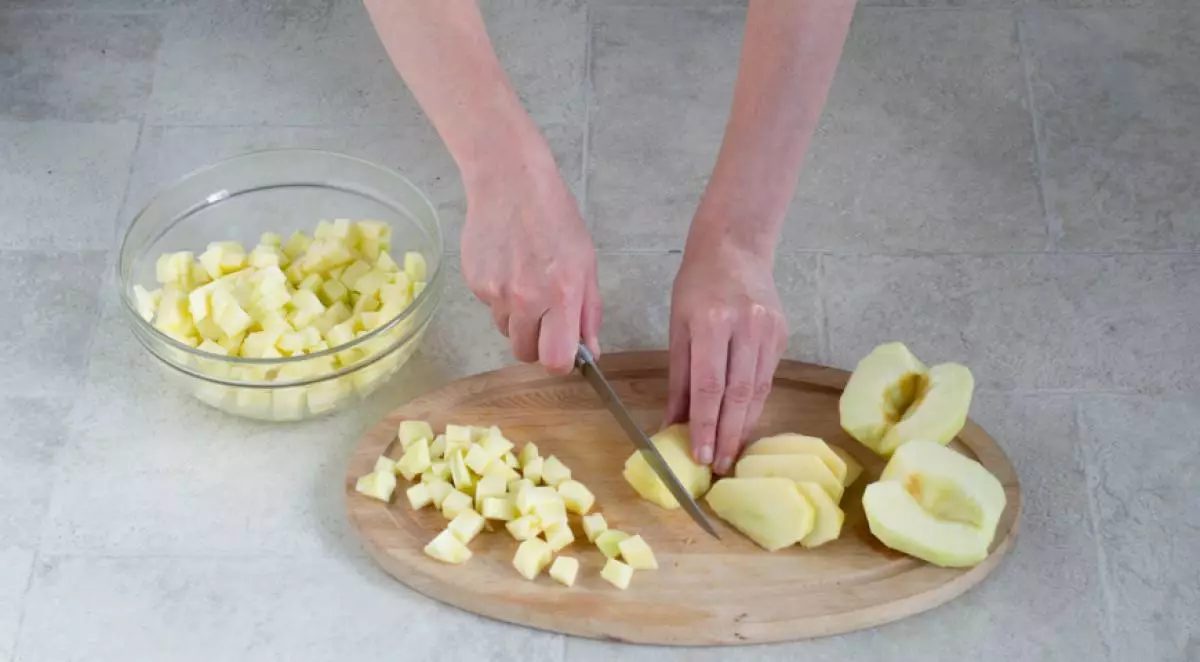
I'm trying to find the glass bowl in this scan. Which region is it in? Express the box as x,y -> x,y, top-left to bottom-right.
117,149 -> 444,421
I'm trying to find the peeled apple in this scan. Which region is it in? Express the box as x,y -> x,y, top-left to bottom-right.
623,424 -> 712,509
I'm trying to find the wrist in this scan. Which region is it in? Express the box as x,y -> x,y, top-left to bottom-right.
685,199 -> 782,264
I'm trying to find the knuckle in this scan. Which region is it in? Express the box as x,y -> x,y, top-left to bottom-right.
724,381 -> 754,405
753,379 -> 773,400
695,376 -> 725,398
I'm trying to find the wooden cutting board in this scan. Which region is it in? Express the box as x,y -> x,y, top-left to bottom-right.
345,352 -> 1021,645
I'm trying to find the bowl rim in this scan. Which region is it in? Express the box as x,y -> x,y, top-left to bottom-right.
117,147 -> 445,368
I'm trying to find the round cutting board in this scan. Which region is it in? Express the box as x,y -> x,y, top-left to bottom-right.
345,352 -> 1021,645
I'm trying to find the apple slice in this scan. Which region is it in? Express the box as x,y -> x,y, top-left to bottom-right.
795,482 -> 845,548
862,481 -> 991,568
734,454 -> 845,503
704,477 -> 814,552
839,342 -> 928,453
830,445 -> 864,487
741,433 -> 848,484
622,424 -> 712,509
880,439 -> 1006,535
877,363 -> 974,456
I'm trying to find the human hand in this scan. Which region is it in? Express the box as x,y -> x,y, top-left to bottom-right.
460,141 -> 602,375
665,236 -> 788,475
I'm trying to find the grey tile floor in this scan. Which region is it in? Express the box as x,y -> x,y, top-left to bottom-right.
1,1 -> 1197,660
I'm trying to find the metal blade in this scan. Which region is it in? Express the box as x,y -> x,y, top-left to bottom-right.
575,344 -> 720,539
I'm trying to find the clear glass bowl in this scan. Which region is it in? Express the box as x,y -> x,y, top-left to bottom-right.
117,149 -> 444,422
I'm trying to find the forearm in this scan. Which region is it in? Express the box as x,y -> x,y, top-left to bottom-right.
363,0 -> 546,185
689,0 -> 857,258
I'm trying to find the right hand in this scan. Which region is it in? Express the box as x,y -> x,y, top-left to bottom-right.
460,140 -> 602,375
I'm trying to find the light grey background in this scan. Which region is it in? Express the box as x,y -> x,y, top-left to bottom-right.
1,0 -> 1197,660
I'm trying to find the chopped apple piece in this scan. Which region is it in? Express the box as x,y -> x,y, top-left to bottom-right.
373,456 -> 396,475
616,535 -> 657,570
429,434 -> 447,459
395,438 -> 431,481
878,363 -> 975,456
513,538 -> 553,580
601,558 -> 634,590
705,477 -> 814,552
481,497 -> 518,521
582,513 -> 608,542
503,452 -> 519,469
734,454 -> 845,503
531,499 -> 568,529
448,509 -> 486,544
406,483 -> 432,510
355,470 -> 396,503
623,424 -> 712,509
398,420 -> 434,449
522,456 -> 544,484
540,456 -> 572,487
543,522 -> 575,552
556,480 -> 595,515
796,482 -> 845,548
830,446 -> 864,487
742,433 -> 848,484
440,489 -> 474,520
473,473 -> 507,508
448,450 -> 474,491
518,442 -> 539,468
426,478 -> 453,508
424,529 -> 471,564
506,515 -> 542,541
480,427 -> 514,456
549,556 -> 579,587
422,461 -> 450,483
508,478 -> 534,498
839,342 -> 928,452
444,424 -> 473,454
404,251 -> 427,282
863,481 -> 991,568
595,530 -> 630,559
516,486 -> 559,515
481,461 -> 520,484
464,443 -> 495,475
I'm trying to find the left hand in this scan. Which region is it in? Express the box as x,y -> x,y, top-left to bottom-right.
665,235 -> 789,475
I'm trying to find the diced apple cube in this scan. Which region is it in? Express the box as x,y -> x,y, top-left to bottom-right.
543,522 -> 574,552
474,473 -> 507,508
441,489 -> 474,520
503,452 -> 520,469
480,427 -> 514,457
556,480 -> 595,515
601,558 -> 634,590
595,530 -> 630,559
506,515 -> 541,541
373,456 -> 397,474
445,424 -> 473,452
518,442 -> 539,468
429,434 -> 447,459
512,538 -> 553,580
541,456 -> 571,487
481,497 -> 518,521
424,529 -> 471,565
241,329 -> 282,358
318,278 -> 349,307
340,260 -> 372,289
532,499 -> 568,529
396,438 -> 431,481
215,300 -> 253,338
282,231 -> 312,259
132,285 -> 161,322
155,251 -> 195,285
422,461 -> 450,482
248,244 -> 281,269
549,556 -> 579,587
448,509 -> 486,544
523,456 -> 544,484
277,331 -> 306,354
404,251 -> 427,281
482,461 -> 520,484
516,486 -> 559,515
616,535 -> 657,570
355,470 -> 397,503
508,478 -> 534,499
376,250 -> 400,273
464,443 -> 495,475
582,513 -> 608,542
448,450 -> 474,491
413,281 -> 427,299
406,483 -> 432,510
426,478 -> 453,508
398,420 -> 434,449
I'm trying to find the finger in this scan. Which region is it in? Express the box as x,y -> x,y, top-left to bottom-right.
581,269 -> 603,358
743,331 -> 786,442
664,319 -> 690,428
538,300 -> 582,376
713,335 -> 758,475
507,312 -> 542,364
491,306 -> 511,338
688,322 -> 731,467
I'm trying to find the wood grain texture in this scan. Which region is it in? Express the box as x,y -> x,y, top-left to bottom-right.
345,352 -> 1022,645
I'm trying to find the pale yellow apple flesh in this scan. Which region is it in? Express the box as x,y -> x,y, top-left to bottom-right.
878,363 -> 975,456
829,445 -> 864,487
741,433 -> 848,484
704,477 -> 815,552
734,454 -> 845,503
863,481 -> 991,568
839,342 -> 928,452
622,424 -> 712,509
880,439 -> 1006,535
796,481 -> 845,549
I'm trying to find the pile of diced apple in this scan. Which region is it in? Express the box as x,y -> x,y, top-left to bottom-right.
355,420 -> 658,590
133,219 -> 429,419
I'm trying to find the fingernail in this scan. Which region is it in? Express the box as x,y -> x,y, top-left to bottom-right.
698,445 -> 713,465
715,457 -> 732,475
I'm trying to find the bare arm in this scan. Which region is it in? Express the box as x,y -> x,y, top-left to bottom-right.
670,0 -> 857,471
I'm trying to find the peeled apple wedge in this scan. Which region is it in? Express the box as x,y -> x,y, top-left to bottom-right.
623,424 -> 712,509
741,434 -> 848,484
863,440 -> 1007,568
704,477 -> 815,552
839,342 -> 928,452
795,482 -> 844,549
734,454 -> 844,503
830,446 -> 864,487
878,363 -> 975,457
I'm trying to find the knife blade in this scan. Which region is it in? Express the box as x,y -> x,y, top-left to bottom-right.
574,344 -> 720,539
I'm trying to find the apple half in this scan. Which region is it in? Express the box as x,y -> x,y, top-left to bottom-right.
622,424 -> 713,509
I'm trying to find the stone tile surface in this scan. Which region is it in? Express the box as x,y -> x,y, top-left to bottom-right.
823,253 -> 1200,392
0,399 -> 72,550
0,251 -> 108,398
0,121 -> 139,251
1079,395 -> 1200,661
0,10 -> 163,122
1023,9 -> 1200,250
0,547 -> 34,661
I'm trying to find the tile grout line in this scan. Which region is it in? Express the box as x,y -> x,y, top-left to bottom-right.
9,549 -> 39,661
1072,400 -> 1119,660
1014,10 -> 1061,252
814,253 -> 831,365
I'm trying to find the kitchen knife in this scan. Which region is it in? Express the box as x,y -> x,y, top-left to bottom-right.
574,343 -> 720,539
